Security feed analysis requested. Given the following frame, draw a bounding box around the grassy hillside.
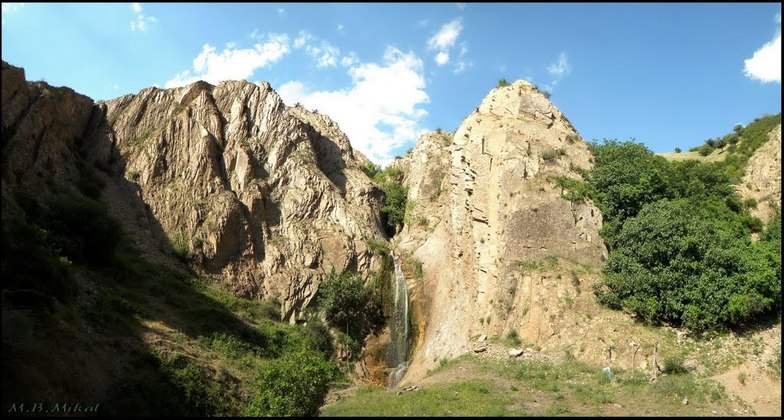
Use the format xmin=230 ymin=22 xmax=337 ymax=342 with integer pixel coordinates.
xmin=1 ymin=191 xmax=343 ymax=416
xmin=659 ymin=113 xmax=781 ymax=183
xmin=322 ymin=354 xmax=743 ymax=416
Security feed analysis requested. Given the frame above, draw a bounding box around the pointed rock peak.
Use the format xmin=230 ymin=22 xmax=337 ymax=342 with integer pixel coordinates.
xmin=478 ymin=80 xmax=556 ymax=120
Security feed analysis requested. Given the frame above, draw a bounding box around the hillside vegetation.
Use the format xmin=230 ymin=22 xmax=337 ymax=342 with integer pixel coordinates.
xmin=555 ymin=130 xmax=780 ymax=332
xmin=1 ymin=188 xmax=349 ymax=416
xmin=322 ymin=354 xmax=739 ymax=416
xmin=661 ymin=113 xmax=781 ymax=184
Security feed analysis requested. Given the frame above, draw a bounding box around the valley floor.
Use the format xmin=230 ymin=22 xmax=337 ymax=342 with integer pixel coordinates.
xmin=322 ymin=323 xmax=781 ymax=417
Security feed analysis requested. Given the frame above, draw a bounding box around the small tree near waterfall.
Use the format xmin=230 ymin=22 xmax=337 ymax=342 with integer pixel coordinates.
xmin=316 ymin=270 xmax=384 ymax=359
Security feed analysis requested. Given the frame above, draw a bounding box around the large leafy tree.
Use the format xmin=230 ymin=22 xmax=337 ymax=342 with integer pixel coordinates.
xmin=584 ymin=140 xmax=674 ymax=248
xmin=594 ymin=197 xmax=780 ymax=331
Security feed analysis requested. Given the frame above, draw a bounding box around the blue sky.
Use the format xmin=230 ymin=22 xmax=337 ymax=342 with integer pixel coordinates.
xmin=2 ymin=3 xmax=781 ymax=164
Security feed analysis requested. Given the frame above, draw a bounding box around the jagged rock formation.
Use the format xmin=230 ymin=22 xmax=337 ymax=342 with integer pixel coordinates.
xmin=394 ymin=81 xmax=608 ymax=381
xmin=2 ymin=61 xmax=386 ymax=321
xmin=736 ymin=124 xmax=781 ymax=223
xmin=104 ymin=81 xmax=387 ymax=319
xmin=2 ymin=61 xmax=96 ymax=218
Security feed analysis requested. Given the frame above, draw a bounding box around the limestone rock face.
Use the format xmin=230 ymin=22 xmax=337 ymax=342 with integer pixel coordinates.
xmin=103 ymin=80 xmax=386 ymax=320
xmin=395 ymin=81 xmax=607 ymax=381
xmin=736 ymin=124 xmax=781 ymax=223
xmin=2 ymin=60 xmax=386 ymax=321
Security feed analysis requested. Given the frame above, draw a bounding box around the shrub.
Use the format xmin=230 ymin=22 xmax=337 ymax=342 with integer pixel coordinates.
xmin=663 ymin=356 xmax=688 ymax=374
xmin=317 ymin=270 xmax=384 ymax=340
xmin=300 ymin=318 xmax=334 ymax=359
xmin=506 ymin=329 xmax=521 ymax=346
xmin=412 ymin=258 xmax=423 ymax=279
xmin=674 ymin=147 xmax=681 ymax=153
xmin=246 ymin=350 xmax=339 ymax=416
xmin=497 ymin=78 xmax=510 ymax=88
xmin=40 ymin=194 xmax=123 ymax=265
xmin=170 ymin=232 xmax=193 ymax=263
xmin=361 ymin=162 xmax=381 ymax=179
xmin=373 ymin=166 xmax=408 ymax=235
xmin=1 ymin=220 xmax=74 ymax=306
xmin=542 ymin=148 xmax=564 ymax=162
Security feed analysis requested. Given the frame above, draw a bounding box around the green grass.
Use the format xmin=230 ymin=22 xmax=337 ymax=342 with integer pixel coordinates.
xmin=322 ymin=354 xmax=736 ymax=417
xmin=322 ymin=380 xmax=517 ymax=416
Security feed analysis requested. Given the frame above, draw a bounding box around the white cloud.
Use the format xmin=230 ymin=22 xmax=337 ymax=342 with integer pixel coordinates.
xmin=293 ymin=30 xmax=342 ymax=69
xmin=294 ymin=30 xmax=313 ymax=48
xmin=435 ymin=51 xmax=449 ymax=66
xmin=130 ymin=14 xmax=157 ymax=31
xmin=541 ymin=52 xmax=571 ymax=93
xmin=547 ymin=52 xmax=570 ymax=76
xmin=456 ymin=3 xmax=467 ymax=11
xmin=453 ymin=60 xmax=472 ymax=74
xmin=278 ymin=47 xmax=429 ymax=165
xmin=337 ymin=23 xmax=344 ymax=32
xmin=165 ymin=34 xmax=290 ymax=88
xmin=427 ymin=19 xmax=463 ymax=51
xmin=743 ymin=12 xmax=781 ymax=83
xmin=427 ymin=19 xmax=469 ymax=73
xmin=341 ymin=52 xmax=359 ymax=67
xmin=312 ymin=43 xmax=340 ymax=68
xmin=277 ymin=8 xmax=286 ymax=17
xmin=129 ymin=2 xmax=157 ymax=32
xmin=417 ymin=19 xmax=429 ymax=27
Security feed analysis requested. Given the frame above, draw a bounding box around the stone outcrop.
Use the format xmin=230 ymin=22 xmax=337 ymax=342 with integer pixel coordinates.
xmin=736 ymin=124 xmax=781 ymax=224
xmin=2 ymin=61 xmax=387 ymax=321
xmin=394 ymin=81 xmax=608 ymax=382
xmin=1 ymin=61 xmax=96 ymax=218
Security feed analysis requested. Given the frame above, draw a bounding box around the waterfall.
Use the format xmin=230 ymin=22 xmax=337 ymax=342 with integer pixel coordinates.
xmin=388 ymin=254 xmax=410 ymax=387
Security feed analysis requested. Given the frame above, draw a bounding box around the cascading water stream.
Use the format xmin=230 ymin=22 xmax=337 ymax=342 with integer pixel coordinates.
xmin=387 ymin=254 xmax=410 ymax=387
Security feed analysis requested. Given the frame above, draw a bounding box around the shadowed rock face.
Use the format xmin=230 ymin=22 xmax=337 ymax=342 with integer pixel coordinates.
xmin=394 ymin=80 xmax=608 ymax=382
xmin=2 ymin=61 xmax=386 ymax=321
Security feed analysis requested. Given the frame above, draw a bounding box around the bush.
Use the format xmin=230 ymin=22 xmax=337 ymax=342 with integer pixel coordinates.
xmin=361 ymin=162 xmax=381 ymax=179
xmin=300 ymin=318 xmax=334 ymax=359
xmin=663 ymin=356 xmax=688 ymax=374
xmin=1 ymin=220 xmax=74 ymax=306
xmin=506 ymin=329 xmax=521 ymax=346
xmin=674 ymin=147 xmax=681 ymax=153
xmin=317 ymin=270 xmax=384 ymax=339
xmin=542 ymin=148 xmax=565 ymax=162
xmin=497 ymin=78 xmax=510 ymax=88
xmin=373 ymin=166 xmax=408 ymax=235
xmin=246 ymin=350 xmax=339 ymax=416
xmin=39 ymin=194 xmax=123 ymax=265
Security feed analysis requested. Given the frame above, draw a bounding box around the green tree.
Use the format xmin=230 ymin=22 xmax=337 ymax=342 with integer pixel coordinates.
xmin=584 ymin=140 xmax=674 ymax=247
xmin=317 ymin=271 xmax=384 ymax=340
xmin=594 ymin=198 xmax=780 ymax=331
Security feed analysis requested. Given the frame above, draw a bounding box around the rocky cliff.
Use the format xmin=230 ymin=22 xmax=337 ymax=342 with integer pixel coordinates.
xmin=736 ymin=123 xmax=781 ymax=224
xmin=2 ymin=61 xmax=386 ymax=321
xmin=394 ymin=81 xmax=609 ymax=381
